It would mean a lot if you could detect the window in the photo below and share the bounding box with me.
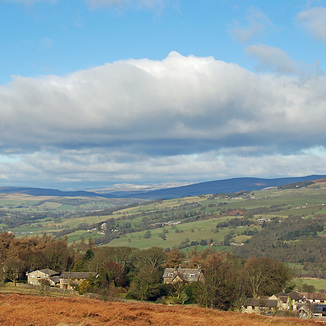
[168,273,173,277]
[190,274,195,278]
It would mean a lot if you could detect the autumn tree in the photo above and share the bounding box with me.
[186,246,214,268]
[197,252,241,310]
[131,247,165,272]
[103,260,126,287]
[129,265,163,301]
[86,247,138,273]
[72,248,94,272]
[243,256,294,298]
[0,233,72,282]
[43,238,71,271]
[162,249,184,268]
[3,258,25,283]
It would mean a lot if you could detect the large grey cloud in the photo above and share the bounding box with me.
[1,52,326,187]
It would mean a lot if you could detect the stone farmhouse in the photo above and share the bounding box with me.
[163,266,204,284]
[26,269,60,286]
[242,298,278,314]
[60,272,96,290]
[243,291,303,314]
[26,269,95,290]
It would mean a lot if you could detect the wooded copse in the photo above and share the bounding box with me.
[0,232,294,310]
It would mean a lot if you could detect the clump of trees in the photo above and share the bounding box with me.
[0,232,295,310]
[78,247,294,308]
[0,232,93,283]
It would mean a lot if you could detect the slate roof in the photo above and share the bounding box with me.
[49,276,61,284]
[275,291,302,301]
[38,269,59,276]
[300,292,326,301]
[245,298,278,308]
[288,291,303,301]
[163,267,203,282]
[60,272,96,279]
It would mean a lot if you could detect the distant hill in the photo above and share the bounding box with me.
[1,175,325,199]
[101,175,326,199]
[0,187,101,198]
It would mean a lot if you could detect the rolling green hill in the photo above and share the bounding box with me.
[1,177,326,275]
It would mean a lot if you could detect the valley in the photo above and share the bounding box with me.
[1,177,326,277]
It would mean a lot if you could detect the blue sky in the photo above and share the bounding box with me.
[1,0,326,190]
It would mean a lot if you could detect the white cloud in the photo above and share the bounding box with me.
[1,52,326,187]
[246,44,321,75]
[230,7,272,43]
[246,44,299,74]
[296,7,326,42]
[1,149,325,187]
[2,51,326,148]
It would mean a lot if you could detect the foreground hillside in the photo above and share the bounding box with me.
[0,293,321,326]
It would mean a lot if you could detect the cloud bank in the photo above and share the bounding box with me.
[1,52,326,187]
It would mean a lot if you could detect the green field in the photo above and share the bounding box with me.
[1,179,326,274]
[109,217,239,249]
[296,278,326,291]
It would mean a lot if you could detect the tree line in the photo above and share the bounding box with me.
[0,232,294,310]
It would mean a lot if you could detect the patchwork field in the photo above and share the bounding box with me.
[108,217,238,249]
[0,293,322,326]
[2,179,326,276]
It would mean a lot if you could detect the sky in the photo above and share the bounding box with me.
[1,0,326,190]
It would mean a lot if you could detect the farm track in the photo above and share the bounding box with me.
[0,292,323,326]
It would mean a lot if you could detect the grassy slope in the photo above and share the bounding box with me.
[296,278,326,291]
[0,291,321,326]
[1,180,326,248]
[109,218,234,249]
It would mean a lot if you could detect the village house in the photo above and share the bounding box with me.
[301,292,326,303]
[242,291,326,319]
[163,266,204,284]
[297,292,326,318]
[272,291,303,311]
[60,272,96,290]
[242,298,279,314]
[26,269,59,286]
[243,291,305,314]
[49,275,61,287]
